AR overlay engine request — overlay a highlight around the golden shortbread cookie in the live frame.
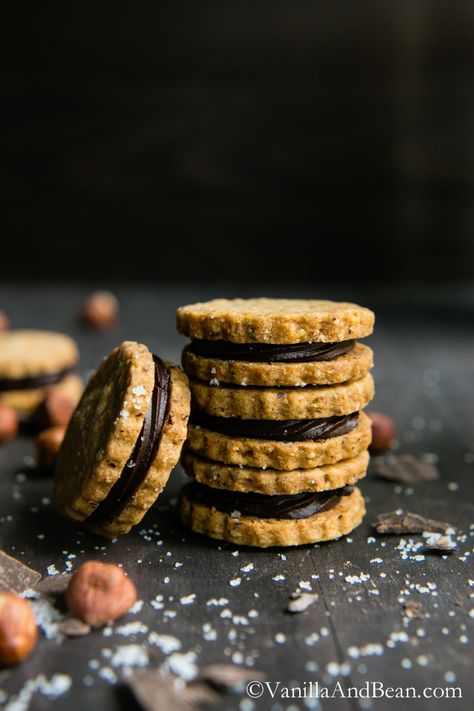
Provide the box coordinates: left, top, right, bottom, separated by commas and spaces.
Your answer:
182, 449, 369, 495
54, 341, 190, 538
179, 486, 366, 547
182, 342, 373, 387
190, 373, 374, 420
0, 374, 83, 414
187, 410, 372, 470
177, 298, 374, 344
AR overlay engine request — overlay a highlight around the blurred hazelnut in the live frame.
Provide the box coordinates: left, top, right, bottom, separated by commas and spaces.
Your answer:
66, 561, 137, 625
368, 411, 396, 453
81, 291, 118, 330
0, 404, 18, 445
0, 593, 38, 666
35, 425, 66, 470
33, 391, 75, 430
0, 311, 9, 332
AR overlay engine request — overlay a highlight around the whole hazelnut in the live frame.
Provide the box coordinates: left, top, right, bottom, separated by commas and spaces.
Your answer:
35, 425, 66, 470
33, 391, 75, 430
368, 411, 396, 453
0, 404, 19, 445
0, 593, 38, 666
0, 310, 9, 332
81, 291, 118, 330
66, 561, 137, 625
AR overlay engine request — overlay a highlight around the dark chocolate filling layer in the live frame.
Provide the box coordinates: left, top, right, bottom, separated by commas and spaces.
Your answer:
183, 481, 354, 519
190, 410, 359, 442
86, 355, 170, 527
0, 365, 76, 392
185, 339, 354, 363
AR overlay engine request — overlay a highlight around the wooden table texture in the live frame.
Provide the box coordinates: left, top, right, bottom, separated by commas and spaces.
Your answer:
0, 284, 472, 711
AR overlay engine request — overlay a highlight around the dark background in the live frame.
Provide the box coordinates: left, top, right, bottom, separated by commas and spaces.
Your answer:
1, 1, 474, 282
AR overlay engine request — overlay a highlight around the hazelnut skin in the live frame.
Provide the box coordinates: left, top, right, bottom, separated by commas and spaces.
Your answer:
0, 404, 19, 445
0, 593, 38, 666
81, 291, 118, 330
368, 411, 396, 452
33, 391, 75, 430
35, 425, 67, 470
66, 561, 137, 625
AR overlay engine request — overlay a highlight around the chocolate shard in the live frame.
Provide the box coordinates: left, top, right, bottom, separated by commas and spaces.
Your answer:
424, 533, 457, 553
403, 600, 425, 619
127, 670, 219, 711
199, 664, 266, 691
287, 592, 319, 613
34, 573, 72, 596
373, 511, 453, 534
0, 550, 42, 593
375, 454, 440, 484
57, 616, 91, 637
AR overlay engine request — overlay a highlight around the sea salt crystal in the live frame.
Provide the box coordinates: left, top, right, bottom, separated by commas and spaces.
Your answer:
132, 386, 146, 396
180, 594, 196, 605
241, 563, 254, 573
110, 644, 149, 669
148, 632, 181, 654
164, 651, 198, 681
230, 577, 241, 587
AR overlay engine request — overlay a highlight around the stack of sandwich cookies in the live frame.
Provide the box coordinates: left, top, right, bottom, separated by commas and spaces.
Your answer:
0, 330, 83, 415
54, 341, 190, 538
177, 298, 375, 548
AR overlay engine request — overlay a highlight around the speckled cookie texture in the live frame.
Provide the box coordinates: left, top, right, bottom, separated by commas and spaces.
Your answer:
182, 449, 369, 495
179, 486, 365, 547
186, 410, 372, 470
0, 329, 82, 413
54, 341, 190, 538
182, 342, 373, 387
177, 298, 375, 344
190, 373, 374, 419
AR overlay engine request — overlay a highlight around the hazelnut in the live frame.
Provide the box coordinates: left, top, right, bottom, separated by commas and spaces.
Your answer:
0, 310, 9, 332
81, 291, 118, 330
32, 391, 75, 430
35, 425, 67, 470
368, 411, 396, 452
0, 404, 19, 445
0, 593, 38, 666
66, 561, 137, 625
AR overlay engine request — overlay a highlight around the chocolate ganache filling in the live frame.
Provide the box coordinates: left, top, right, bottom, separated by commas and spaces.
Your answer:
86, 355, 170, 526
0, 365, 76, 392
183, 481, 355, 519
190, 410, 359, 442
185, 339, 355, 363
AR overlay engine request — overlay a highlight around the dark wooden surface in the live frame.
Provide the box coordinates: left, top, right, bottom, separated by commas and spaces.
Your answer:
0, 284, 473, 711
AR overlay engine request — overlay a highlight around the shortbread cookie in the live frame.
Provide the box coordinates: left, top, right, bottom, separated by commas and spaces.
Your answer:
190, 373, 374, 419
182, 341, 373, 387
0, 330, 82, 414
54, 341, 190, 538
177, 298, 374, 344
182, 449, 369, 495
179, 483, 365, 547
187, 410, 372, 470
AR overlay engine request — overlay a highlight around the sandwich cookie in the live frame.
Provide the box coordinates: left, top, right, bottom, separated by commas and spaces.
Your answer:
0, 330, 83, 414
186, 410, 372, 470
54, 341, 190, 538
189, 372, 374, 419
182, 449, 369, 495
179, 482, 366, 548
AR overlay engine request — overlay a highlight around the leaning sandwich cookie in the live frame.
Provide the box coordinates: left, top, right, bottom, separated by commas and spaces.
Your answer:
54, 341, 190, 538
0, 330, 83, 415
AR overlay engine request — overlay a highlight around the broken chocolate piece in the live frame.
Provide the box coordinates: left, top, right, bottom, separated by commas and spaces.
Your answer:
57, 616, 91, 637
0, 550, 42, 593
373, 510, 453, 534
34, 573, 72, 596
287, 592, 319, 613
199, 664, 266, 691
424, 533, 457, 553
403, 600, 425, 619
375, 454, 440, 484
